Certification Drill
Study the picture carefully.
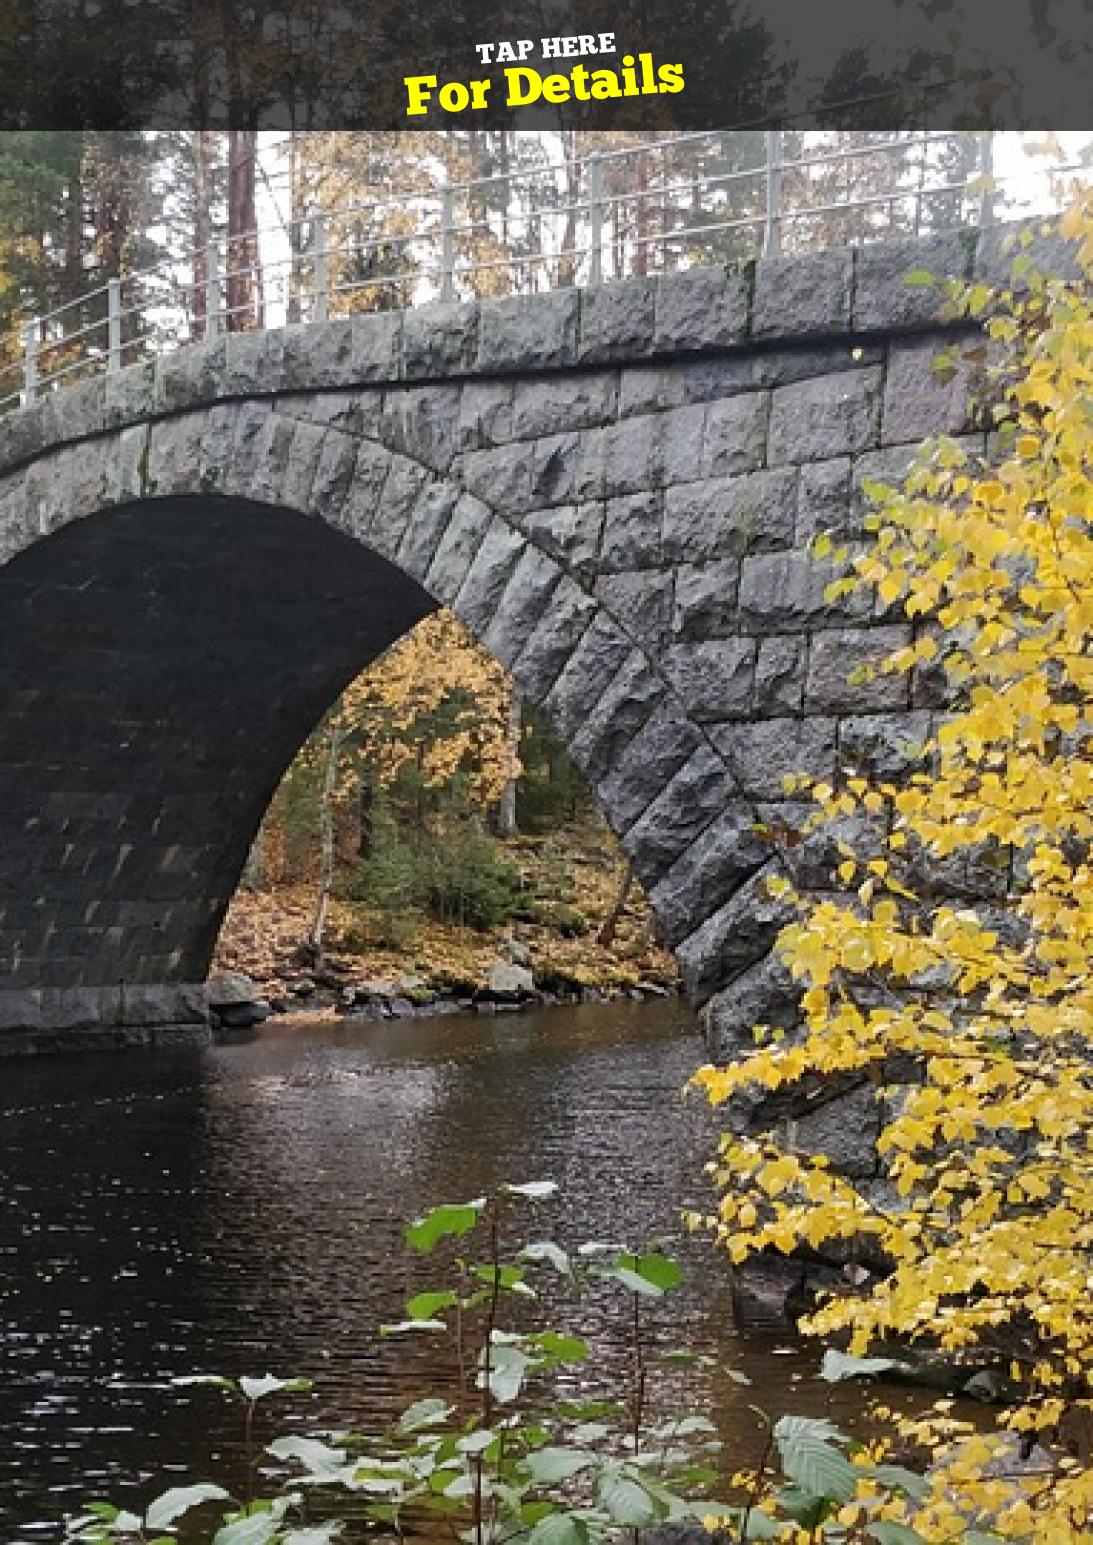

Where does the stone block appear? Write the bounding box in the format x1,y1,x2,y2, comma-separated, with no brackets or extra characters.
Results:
621,746,734,880
653,266,750,351
596,570,673,655
601,414,664,497
396,481,462,583
478,290,578,372
382,382,462,471
447,512,524,629
511,371,616,440
836,710,932,779
542,613,634,742
672,560,741,639
402,299,479,378
738,548,869,632
768,367,882,463
521,503,602,580
663,468,797,564
713,716,837,799
619,356,753,417
424,491,493,604
599,491,663,572
578,277,656,363
481,546,563,672
510,576,598,701
458,379,515,450
664,637,756,722
675,865,792,1004
459,444,531,509
974,219,1081,289
795,456,852,544
805,625,912,713
701,393,768,478
568,653,663,787
881,335,976,444
701,952,798,1058
853,232,973,331
753,248,853,339
594,704,701,834
529,432,580,505
754,634,807,714
648,802,772,947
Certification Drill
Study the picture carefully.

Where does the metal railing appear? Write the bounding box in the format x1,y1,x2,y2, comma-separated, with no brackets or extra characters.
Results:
0,129,1086,415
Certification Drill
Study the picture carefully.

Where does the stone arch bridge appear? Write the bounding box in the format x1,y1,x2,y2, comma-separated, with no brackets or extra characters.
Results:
0,225,1047,1051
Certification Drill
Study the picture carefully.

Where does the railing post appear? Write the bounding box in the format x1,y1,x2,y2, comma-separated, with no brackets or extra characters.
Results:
763,128,782,257
977,131,996,227
205,241,221,341
312,213,328,322
440,182,455,302
107,277,122,373
587,153,604,285
22,320,37,406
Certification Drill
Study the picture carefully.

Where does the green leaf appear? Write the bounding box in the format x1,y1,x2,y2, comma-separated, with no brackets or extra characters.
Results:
406,1290,458,1321
380,1319,447,1336
594,1263,665,1298
212,1516,280,1545
238,1375,312,1403
819,1350,909,1384
903,267,936,287
474,1263,536,1297
630,1251,683,1292
406,1201,485,1253
268,1437,354,1482
144,1485,230,1530
501,1180,559,1199
456,1429,497,1455
868,1525,928,1544
863,1464,929,1501
773,1415,857,1503
525,1447,598,1483
597,1470,663,1527
528,1331,588,1364
481,1342,530,1404
520,1241,572,1276
398,1397,455,1431
527,1513,591,1545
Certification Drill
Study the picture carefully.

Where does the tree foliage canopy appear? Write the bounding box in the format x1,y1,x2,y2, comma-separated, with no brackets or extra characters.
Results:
696,197,1093,1539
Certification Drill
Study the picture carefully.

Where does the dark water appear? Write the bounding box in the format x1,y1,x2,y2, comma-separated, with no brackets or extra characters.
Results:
0,1000,889,1539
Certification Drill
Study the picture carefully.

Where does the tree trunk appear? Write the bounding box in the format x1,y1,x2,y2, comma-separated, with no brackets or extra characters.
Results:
227,129,262,330
308,717,344,966
191,130,216,338
495,687,522,837
597,860,634,948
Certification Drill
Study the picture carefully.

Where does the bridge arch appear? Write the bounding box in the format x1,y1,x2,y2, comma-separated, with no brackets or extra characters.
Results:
0,394,761,1047
0,228,1044,1050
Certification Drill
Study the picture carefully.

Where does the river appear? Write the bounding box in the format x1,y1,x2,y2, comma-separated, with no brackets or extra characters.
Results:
0,999,897,1539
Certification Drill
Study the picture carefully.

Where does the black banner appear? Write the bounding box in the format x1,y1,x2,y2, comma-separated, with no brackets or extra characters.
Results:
0,0,1089,129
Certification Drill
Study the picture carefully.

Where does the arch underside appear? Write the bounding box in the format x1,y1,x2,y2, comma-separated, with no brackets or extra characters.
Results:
0,496,435,1030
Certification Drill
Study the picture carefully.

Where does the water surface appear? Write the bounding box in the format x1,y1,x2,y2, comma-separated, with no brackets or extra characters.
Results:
0,999,890,1538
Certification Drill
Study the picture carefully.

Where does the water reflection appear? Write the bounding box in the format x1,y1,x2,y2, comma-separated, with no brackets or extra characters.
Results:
0,1000,892,1539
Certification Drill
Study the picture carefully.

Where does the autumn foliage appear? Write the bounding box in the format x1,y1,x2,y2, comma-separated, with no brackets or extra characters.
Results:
696,198,1093,1539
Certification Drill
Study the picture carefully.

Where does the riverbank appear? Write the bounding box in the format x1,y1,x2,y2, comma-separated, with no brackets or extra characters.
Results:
213,826,680,1021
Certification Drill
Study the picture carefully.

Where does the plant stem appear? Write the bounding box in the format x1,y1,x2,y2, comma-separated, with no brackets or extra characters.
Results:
740,1417,775,1543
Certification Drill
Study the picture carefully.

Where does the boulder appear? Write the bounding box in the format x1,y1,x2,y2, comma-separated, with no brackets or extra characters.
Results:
486,962,535,999
207,970,261,1008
